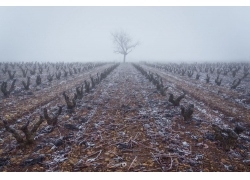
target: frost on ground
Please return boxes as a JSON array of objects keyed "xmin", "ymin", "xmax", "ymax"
[{"xmin": 0, "ymin": 62, "xmax": 250, "ymax": 172}]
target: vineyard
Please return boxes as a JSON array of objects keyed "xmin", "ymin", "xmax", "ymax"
[{"xmin": 0, "ymin": 61, "xmax": 250, "ymax": 172}]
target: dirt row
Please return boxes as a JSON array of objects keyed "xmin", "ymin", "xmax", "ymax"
[
  {"xmin": 142, "ymin": 64, "xmax": 250, "ymax": 126},
  {"xmin": 0, "ymin": 64, "xmax": 112, "ymax": 128},
  {"xmin": 0, "ymin": 63, "xmax": 250, "ymax": 171},
  {"xmin": 153, "ymin": 63, "xmax": 250, "ymax": 98}
]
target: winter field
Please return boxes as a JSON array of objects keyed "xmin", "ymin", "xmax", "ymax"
[{"xmin": 0, "ymin": 61, "xmax": 250, "ymax": 172}]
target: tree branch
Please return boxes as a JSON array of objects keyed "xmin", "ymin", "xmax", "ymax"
[{"xmin": 111, "ymin": 30, "xmax": 139, "ymax": 57}]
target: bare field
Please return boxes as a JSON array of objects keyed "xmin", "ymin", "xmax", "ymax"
[{"xmin": 0, "ymin": 62, "xmax": 250, "ymax": 172}]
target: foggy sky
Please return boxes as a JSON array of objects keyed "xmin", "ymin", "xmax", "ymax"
[{"xmin": 0, "ymin": 6, "xmax": 250, "ymax": 63}]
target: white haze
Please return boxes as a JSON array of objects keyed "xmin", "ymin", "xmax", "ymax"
[{"xmin": 0, "ymin": 6, "xmax": 250, "ymax": 63}]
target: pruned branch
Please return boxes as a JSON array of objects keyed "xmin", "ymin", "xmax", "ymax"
[
  {"xmin": 22, "ymin": 76, "xmax": 31, "ymax": 90},
  {"xmin": 43, "ymin": 106, "xmax": 62, "ymax": 126},
  {"xmin": 3, "ymin": 116, "xmax": 45, "ymax": 148},
  {"xmin": 63, "ymin": 91, "xmax": 76, "ymax": 109},
  {"xmin": 212, "ymin": 124, "xmax": 238, "ymax": 151},
  {"xmin": 1, "ymin": 79, "xmax": 16, "ymax": 98},
  {"xmin": 3, "ymin": 120, "xmax": 24, "ymax": 144},
  {"xmin": 36, "ymin": 75, "xmax": 42, "ymax": 85},
  {"xmin": 75, "ymin": 85, "xmax": 84, "ymax": 99},
  {"xmin": 181, "ymin": 104, "xmax": 194, "ymax": 121},
  {"xmin": 231, "ymin": 78, "xmax": 241, "ymax": 89},
  {"xmin": 168, "ymin": 92, "xmax": 186, "ymax": 106}
]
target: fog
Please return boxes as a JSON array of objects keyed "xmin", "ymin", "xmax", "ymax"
[{"xmin": 0, "ymin": 6, "xmax": 250, "ymax": 63}]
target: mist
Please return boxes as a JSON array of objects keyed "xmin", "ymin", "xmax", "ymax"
[{"xmin": 0, "ymin": 6, "xmax": 250, "ymax": 63}]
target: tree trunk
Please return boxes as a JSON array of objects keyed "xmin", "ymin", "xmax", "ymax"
[{"xmin": 123, "ymin": 54, "xmax": 126, "ymax": 63}]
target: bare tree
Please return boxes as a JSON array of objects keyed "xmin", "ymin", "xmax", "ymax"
[{"xmin": 111, "ymin": 30, "xmax": 139, "ymax": 63}]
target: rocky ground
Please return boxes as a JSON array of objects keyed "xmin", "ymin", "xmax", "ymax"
[{"xmin": 0, "ymin": 63, "xmax": 250, "ymax": 172}]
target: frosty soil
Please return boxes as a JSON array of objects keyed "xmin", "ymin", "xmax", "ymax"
[{"xmin": 0, "ymin": 63, "xmax": 250, "ymax": 172}]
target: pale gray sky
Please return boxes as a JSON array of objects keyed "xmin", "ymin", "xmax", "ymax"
[{"xmin": 0, "ymin": 6, "xmax": 250, "ymax": 62}]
